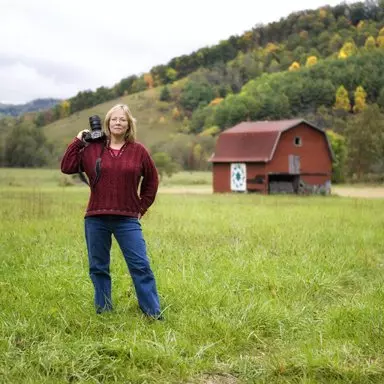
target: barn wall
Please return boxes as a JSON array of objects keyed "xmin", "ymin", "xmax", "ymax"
[
  {"xmin": 301, "ymin": 175, "xmax": 329, "ymax": 184},
  {"xmin": 212, "ymin": 122, "xmax": 333, "ymax": 194},
  {"xmin": 212, "ymin": 163, "xmax": 230, "ymax": 192},
  {"xmin": 267, "ymin": 124, "xmax": 332, "ymax": 175},
  {"xmin": 246, "ymin": 163, "xmax": 267, "ymax": 193}
]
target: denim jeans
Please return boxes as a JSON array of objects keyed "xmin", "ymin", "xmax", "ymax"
[{"xmin": 84, "ymin": 215, "xmax": 161, "ymax": 316}]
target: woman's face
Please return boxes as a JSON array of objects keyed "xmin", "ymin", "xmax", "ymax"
[{"xmin": 109, "ymin": 109, "xmax": 129, "ymax": 139}]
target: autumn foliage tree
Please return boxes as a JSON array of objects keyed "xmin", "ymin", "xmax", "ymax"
[
  {"xmin": 144, "ymin": 73, "xmax": 154, "ymax": 89},
  {"xmin": 353, "ymin": 86, "xmax": 367, "ymax": 113},
  {"xmin": 305, "ymin": 56, "xmax": 318, "ymax": 67},
  {"xmin": 289, "ymin": 61, "xmax": 300, "ymax": 71},
  {"xmin": 338, "ymin": 41, "xmax": 357, "ymax": 59},
  {"xmin": 364, "ymin": 36, "xmax": 376, "ymax": 50},
  {"xmin": 333, "ymin": 85, "xmax": 350, "ymax": 113}
]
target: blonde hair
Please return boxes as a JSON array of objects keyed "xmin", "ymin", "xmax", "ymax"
[{"xmin": 104, "ymin": 104, "xmax": 137, "ymax": 142}]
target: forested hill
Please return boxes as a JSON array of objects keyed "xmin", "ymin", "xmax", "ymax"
[
  {"xmin": 9, "ymin": 0, "xmax": 384, "ymax": 125},
  {"xmin": 1, "ymin": 0, "xmax": 384, "ymax": 183}
]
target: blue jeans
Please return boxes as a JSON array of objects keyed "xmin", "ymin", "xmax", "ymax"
[{"xmin": 84, "ymin": 215, "xmax": 161, "ymax": 316}]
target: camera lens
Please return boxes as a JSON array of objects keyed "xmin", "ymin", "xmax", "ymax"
[{"xmin": 89, "ymin": 115, "xmax": 102, "ymax": 131}]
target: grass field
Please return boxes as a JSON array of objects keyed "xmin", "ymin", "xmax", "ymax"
[{"xmin": 1, "ymin": 168, "xmax": 384, "ymax": 383}]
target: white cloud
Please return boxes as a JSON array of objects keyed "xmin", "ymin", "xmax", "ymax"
[
  {"xmin": 1, "ymin": 0, "xmax": 346, "ymax": 104},
  {"xmin": 0, "ymin": 61, "xmax": 84, "ymax": 103}
]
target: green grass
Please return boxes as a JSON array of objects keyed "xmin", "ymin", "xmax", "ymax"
[
  {"xmin": 1, "ymin": 169, "xmax": 384, "ymax": 383},
  {"xmin": 0, "ymin": 168, "xmax": 212, "ymax": 191},
  {"xmin": 161, "ymin": 171, "xmax": 212, "ymax": 186},
  {"xmin": 0, "ymin": 168, "xmax": 65, "ymax": 188}
]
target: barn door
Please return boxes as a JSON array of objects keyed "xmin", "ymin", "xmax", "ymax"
[
  {"xmin": 230, "ymin": 163, "xmax": 246, "ymax": 191},
  {"xmin": 289, "ymin": 155, "xmax": 300, "ymax": 174}
]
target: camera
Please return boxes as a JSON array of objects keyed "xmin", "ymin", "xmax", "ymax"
[{"xmin": 82, "ymin": 115, "xmax": 106, "ymax": 143}]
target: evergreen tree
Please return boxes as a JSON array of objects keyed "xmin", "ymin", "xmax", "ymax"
[{"xmin": 159, "ymin": 86, "xmax": 171, "ymax": 102}]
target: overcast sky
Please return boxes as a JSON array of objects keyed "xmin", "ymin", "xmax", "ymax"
[{"xmin": 1, "ymin": 0, "xmax": 345, "ymax": 104}]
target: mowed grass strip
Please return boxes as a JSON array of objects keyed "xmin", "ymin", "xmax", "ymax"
[{"xmin": 1, "ymin": 183, "xmax": 384, "ymax": 383}]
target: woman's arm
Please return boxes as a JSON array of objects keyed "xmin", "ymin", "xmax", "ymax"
[
  {"xmin": 139, "ymin": 150, "xmax": 159, "ymax": 216},
  {"xmin": 60, "ymin": 137, "xmax": 86, "ymax": 174}
]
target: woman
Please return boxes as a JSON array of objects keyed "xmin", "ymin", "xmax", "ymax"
[{"xmin": 61, "ymin": 104, "xmax": 162, "ymax": 319}]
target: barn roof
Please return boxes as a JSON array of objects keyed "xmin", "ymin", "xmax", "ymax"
[{"xmin": 209, "ymin": 119, "xmax": 333, "ymax": 162}]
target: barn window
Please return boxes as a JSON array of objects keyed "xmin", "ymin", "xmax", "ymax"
[{"xmin": 294, "ymin": 136, "xmax": 302, "ymax": 146}]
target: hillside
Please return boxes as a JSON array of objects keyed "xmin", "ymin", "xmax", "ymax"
[
  {"xmin": 43, "ymin": 87, "xmax": 186, "ymax": 157},
  {"xmin": 2, "ymin": 0, "xmax": 384, "ymax": 181}
]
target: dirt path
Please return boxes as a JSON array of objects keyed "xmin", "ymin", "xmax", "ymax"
[
  {"xmin": 332, "ymin": 186, "xmax": 384, "ymax": 198},
  {"xmin": 159, "ymin": 185, "xmax": 384, "ymax": 198}
]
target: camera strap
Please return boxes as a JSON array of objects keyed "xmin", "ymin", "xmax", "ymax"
[
  {"xmin": 78, "ymin": 143, "xmax": 106, "ymax": 188},
  {"xmin": 93, "ymin": 145, "xmax": 106, "ymax": 187},
  {"xmin": 78, "ymin": 170, "xmax": 89, "ymax": 186}
]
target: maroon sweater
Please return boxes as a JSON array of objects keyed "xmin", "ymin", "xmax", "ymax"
[{"xmin": 61, "ymin": 138, "xmax": 159, "ymax": 218}]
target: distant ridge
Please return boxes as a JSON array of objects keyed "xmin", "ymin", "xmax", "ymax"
[{"xmin": 0, "ymin": 98, "xmax": 61, "ymax": 117}]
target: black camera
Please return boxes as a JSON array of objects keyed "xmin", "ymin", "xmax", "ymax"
[{"xmin": 82, "ymin": 115, "xmax": 106, "ymax": 143}]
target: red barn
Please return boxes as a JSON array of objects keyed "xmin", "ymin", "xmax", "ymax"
[{"xmin": 209, "ymin": 119, "xmax": 333, "ymax": 194}]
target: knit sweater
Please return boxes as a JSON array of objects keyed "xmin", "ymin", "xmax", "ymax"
[{"xmin": 61, "ymin": 138, "xmax": 159, "ymax": 218}]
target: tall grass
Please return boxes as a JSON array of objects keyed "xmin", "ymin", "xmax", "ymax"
[{"xmin": 1, "ymin": 171, "xmax": 384, "ymax": 383}]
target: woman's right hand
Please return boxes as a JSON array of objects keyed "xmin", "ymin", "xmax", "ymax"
[{"xmin": 77, "ymin": 129, "xmax": 90, "ymax": 140}]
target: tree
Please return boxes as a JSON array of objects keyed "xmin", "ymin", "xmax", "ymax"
[
  {"xmin": 377, "ymin": 87, "xmax": 384, "ymax": 110},
  {"xmin": 166, "ymin": 68, "xmax": 178, "ymax": 82},
  {"xmin": 345, "ymin": 104, "xmax": 384, "ymax": 179},
  {"xmin": 34, "ymin": 112, "xmax": 45, "ymax": 127},
  {"xmin": 190, "ymin": 106, "xmax": 212, "ymax": 133},
  {"xmin": 289, "ymin": 61, "xmax": 300, "ymax": 71},
  {"xmin": 353, "ymin": 86, "xmax": 367, "ymax": 113},
  {"xmin": 333, "ymin": 85, "xmax": 350, "ymax": 113},
  {"xmin": 305, "ymin": 56, "xmax": 318, "ymax": 67},
  {"xmin": 326, "ymin": 130, "xmax": 347, "ymax": 183},
  {"xmin": 159, "ymin": 86, "xmax": 171, "ymax": 102},
  {"xmin": 199, "ymin": 126, "xmax": 220, "ymax": 137},
  {"xmin": 114, "ymin": 75, "xmax": 137, "ymax": 96},
  {"xmin": 179, "ymin": 80, "xmax": 215, "ymax": 112},
  {"xmin": 268, "ymin": 59, "xmax": 280, "ymax": 73},
  {"xmin": 131, "ymin": 77, "xmax": 147, "ymax": 93},
  {"xmin": 59, "ymin": 100, "xmax": 71, "ymax": 118},
  {"xmin": 338, "ymin": 41, "xmax": 357, "ymax": 59},
  {"xmin": 143, "ymin": 73, "xmax": 154, "ymax": 89},
  {"xmin": 192, "ymin": 143, "xmax": 203, "ymax": 170},
  {"xmin": 364, "ymin": 36, "xmax": 376, "ymax": 50},
  {"xmin": 377, "ymin": 35, "xmax": 384, "ymax": 48},
  {"xmin": 4, "ymin": 122, "xmax": 54, "ymax": 167},
  {"xmin": 152, "ymin": 152, "xmax": 179, "ymax": 179},
  {"xmin": 329, "ymin": 33, "xmax": 343, "ymax": 54}
]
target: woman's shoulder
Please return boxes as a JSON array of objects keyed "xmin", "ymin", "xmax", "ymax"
[
  {"xmin": 131, "ymin": 141, "xmax": 150, "ymax": 153},
  {"xmin": 83, "ymin": 140, "xmax": 105, "ymax": 153}
]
